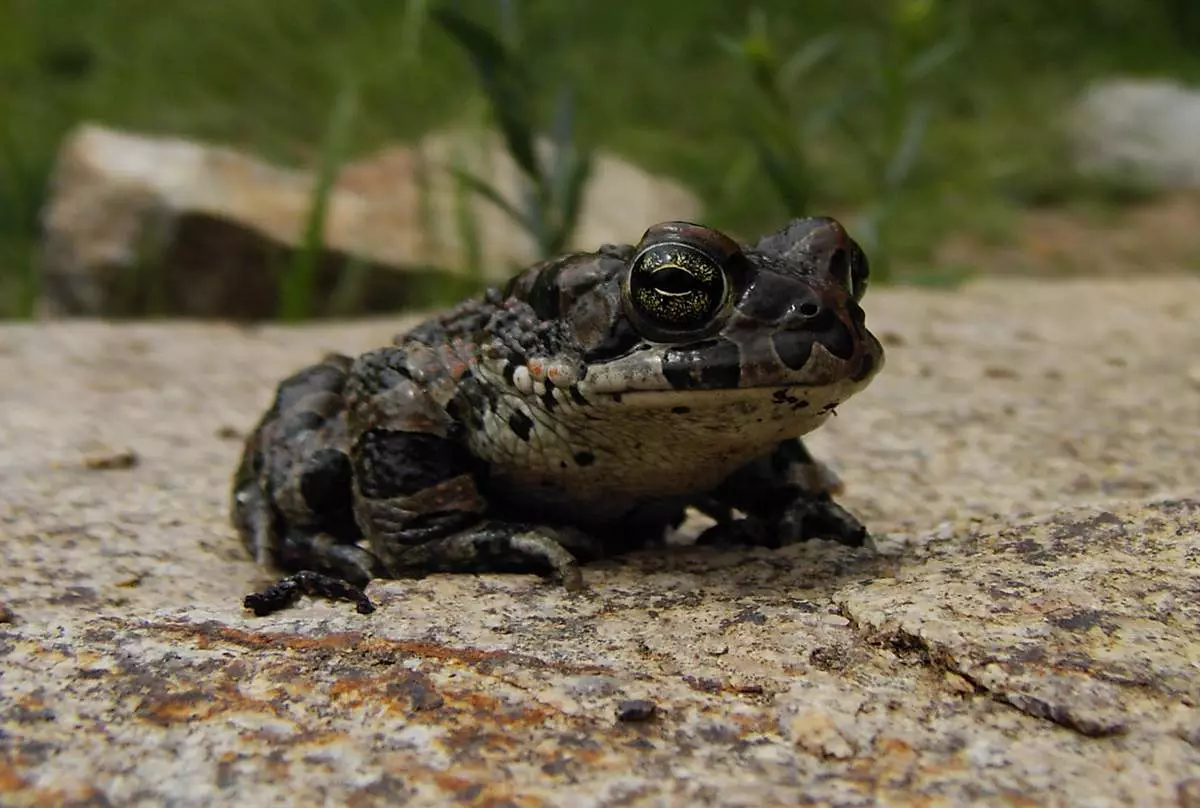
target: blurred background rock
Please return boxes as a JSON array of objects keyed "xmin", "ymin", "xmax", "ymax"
[{"xmin": 3, "ymin": 0, "xmax": 1199, "ymax": 319}]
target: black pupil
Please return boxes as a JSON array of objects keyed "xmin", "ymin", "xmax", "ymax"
[{"xmin": 652, "ymin": 266, "xmax": 696, "ymax": 295}]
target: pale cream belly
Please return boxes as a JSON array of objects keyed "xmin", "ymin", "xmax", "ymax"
[{"xmin": 466, "ymin": 383, "xmax": 849, "ymax": 522}]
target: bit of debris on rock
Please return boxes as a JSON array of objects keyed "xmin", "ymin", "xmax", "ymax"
[
  {"xmin": 0, "ymin": 601, "xmax": 15, "ymax": 624},
  {"xmin": 83, "ymin": 448, "xmax": 140, "ymax": 470},
  {"xmin": 1177, "ymin": 778, "xmax": 1200, "ymax": 808},
  {"xmin": 615, "ymin": 699, "xmax": 658, "ymax": 722}
]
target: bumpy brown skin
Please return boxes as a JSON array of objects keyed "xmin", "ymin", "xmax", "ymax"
[{"xmin": 233, "ymin": 218, "xmax": 885, "ymax": 615}]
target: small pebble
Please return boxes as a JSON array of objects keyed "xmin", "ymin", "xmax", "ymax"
[
  {"xmin": 1177, "ymin": 778, "xmax": 1200, "ymax": 808},
  {"xmin": 1187, "ymin": 365, "xmax": 1200, "ymax": 392},
  {"xmin": 615, "ymin": 699, "xmax": 657, "ymax": 722},
  {"xmin": 83, "ymin": 448, "xmax": 140, "ymax": 471},
  {"xmin": 983, "ymin": 365, "xmax": 1019, "ymax": 379}
]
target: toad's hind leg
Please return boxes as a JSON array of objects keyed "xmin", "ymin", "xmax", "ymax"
[
  {"xmin": 233, "ymin": 354, "xmax": 385, "ymax": 611},
  {"xmin": 384, "ymin": 522, "xmax": 585, "ymax": 591},
  {"xmin": 344, "ymin": 347, "xmax": 592, "ymax": 592},
  {"xmin": 347, "ymin": 401, "xmax": 588, "ymax": 591}
]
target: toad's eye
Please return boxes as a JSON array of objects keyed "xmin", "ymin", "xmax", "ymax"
[{"xmin": 627, "ymin": 243, "xmax": 729, "ymax": 334}]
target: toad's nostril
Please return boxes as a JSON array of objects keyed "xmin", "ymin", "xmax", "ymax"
[{"xmin": 785, "ymin": 293, "xmax": 827, "ymax": 326}]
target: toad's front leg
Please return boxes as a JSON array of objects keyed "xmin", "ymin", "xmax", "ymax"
[{"xmin": 695, "ymin": 437, "xmax": 869, "ymax": 549}]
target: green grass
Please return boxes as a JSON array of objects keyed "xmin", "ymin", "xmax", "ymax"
[{"xmin": 3, "ymin": 0, "xmax": 1200, "ymax": 318}]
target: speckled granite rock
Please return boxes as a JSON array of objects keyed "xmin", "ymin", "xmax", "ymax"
[{"xmin": 2, "ymin": 278, "xmax": 1198, "ymax": 806}]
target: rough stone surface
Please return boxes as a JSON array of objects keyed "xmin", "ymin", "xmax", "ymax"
[
  {"xmin": 37, "ymin": 124, "xmax": 702, "ymax": 319},
  {"xmin": 2, "ymin": 277, "xmax": 1199, "ymax": 806}
]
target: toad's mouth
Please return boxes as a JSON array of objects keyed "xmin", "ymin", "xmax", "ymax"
[
  {"xmin": 579, "ymin": 338, "xmax": 880, "ymax": 396},
  {"xmin": 573, "ymin": 381, "xmax": 854, "ymax": 417}
]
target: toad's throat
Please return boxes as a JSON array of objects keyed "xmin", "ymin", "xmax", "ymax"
[{"xmin": 466, "ymin": 382, "xmax": 849, "ymax": 522}]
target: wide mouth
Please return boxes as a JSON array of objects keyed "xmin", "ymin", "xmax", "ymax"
[{"xmin": 578, "ymin": 338, "xmax": 877, "ymax": 397}]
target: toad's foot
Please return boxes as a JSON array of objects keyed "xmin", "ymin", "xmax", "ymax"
[{"xmin": 696, "ymin": 491, "xmax": 869, "ymax": 550}]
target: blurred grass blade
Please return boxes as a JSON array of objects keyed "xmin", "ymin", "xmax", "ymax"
[
  {"xmin": 449, "ymin": 145, "xmax": 486, "ymax": 280},
  {"xmin": 548, "ymin": 147, "xmax": 592, "ymax": 255},
  {"xmin": 548, "ymin": 86, "xmax": 593, "ymax": 221},
  {"xmin": 780, "ymin": 32, "xmax": 841, "ymax": 86},
  {"xmin": 433, "ymin": 6, "xmax": 540, "ymax": 181},
  {"xmin": 280, "ymin": 77, "xmax": 360, "ymax": 321},
  {"xmin": 548, "ymin": 84, "xmax": 576, "ymax": 193},
  {"xmin": 751, "ymin": 134, "xmax": 810, "ymax": 214},
  {"xmin": 520, "ymin": 179, "xmax": 547, "ymax": 253},
  {"xmin": 905, "ymin": 34, "xmax": 964, "ymax": 81},
  {"xmin": 0, "ymin": 127, "xmax": 41, "ymax": 317},
  {"xmin": 497, "ymin": 0, "xmax": 521, "ymax": 48},
  {"xmin": 400, "ymin": 0, "xmax": 430, "ymax": 62},
  {"xmin": 329, "ymin": 252, "xmax": 370, "ymax": 316},
  {"xmin": 885, "ymin": 101, "xmax": 929, "ymax": 189},
  {"xmin": 448, "ymin": 165, "xmax": 537, "ymax": 233}
]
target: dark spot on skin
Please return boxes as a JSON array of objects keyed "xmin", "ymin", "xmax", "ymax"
[
  {"xmin": 300, "ymin": 449, "xmax": 353, "ymax": 513},
  {"xmin": 573, "ymin": 451, "xmax": 596, "ymax": 467},
  {"xmin": 481, "ymin": 381, "xmax": 500, "ymax": 413},
  {"xmin": 852, "ymin": 351, "xmax": 876, "ymax": 382},
  {"xmin": 771, "ymin": 331, "xmax": 814, "ymax": 371},
  {"xmin": 771, "ymin": 389, "xmax": 808, "ymax": 410},
  {"xmin": 541, "ymin": 386, "xmax": 558, "ymax": 411},
  {"xmin": 671, "ymin": 406, "xmax": 690, "ymax": 414},
  {"xmin": 582, "ymin": 313, "xmax": 644, "ymax": 363},
  {"xmin": 277, "ymin": 408, "xmax": 326, "ymax": 438},
  {"xmin": 559, "ymin": 461, "xmax": 568, "ymax": 469},
  {"xmin": 508, "ymin": 410, "xmax": 534, "ymax": 442},
  {"xmin": 348, "ymin": 348, "xmax": 411, "ymax": 398},
  {"xmin": 354, "ymin": 429, "xmax": 471, "ymax": 499},
  {"xmin": 520, "ymin": 261, "xmax": 566, "ymax": 320},
  {"xmin": 737, "ymin": 271, "xmax": 797, "ymax": 321},
  {"xmin": 820, "ymin": 402, "xmax": 838, "ymax": 413},
  {"xmin": 610, "ymin": 393, "xmax": 623, "ymax": 403},
  {"xmin": 271, "ymin": 361, "xmax": 348, "ymax": 415},
  {"xmin": 819, "ymin": 318, "xmax": 856, "ymax": 360},
  {"xmin": 662, "ymin": 338, "xmax": 741, "ymax": 389},
  {"xmin": 569, "ymin": 385, "xmax": 589, "ymax": 406}
]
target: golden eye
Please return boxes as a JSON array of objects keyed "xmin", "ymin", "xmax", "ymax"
[{"xmin": 627, "ymin": 243, "xmax": 728, "ymax": 333}]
